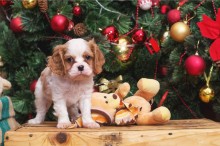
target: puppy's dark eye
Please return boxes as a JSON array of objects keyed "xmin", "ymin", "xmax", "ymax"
[
  {"xmin": 85, "ymin": 55, "xmax": 92, "ymax": 60},
  {"xmin": 66, "ymin": 57, "xmax": 74, "ymax": 63}
]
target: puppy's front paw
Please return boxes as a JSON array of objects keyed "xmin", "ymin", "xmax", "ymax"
[
  {"xmin": 28, "ymin": 118, "xmax": 43, "ymax": 124},
  {"xmin": 83, "ymin": 121, "xmax": 100, "ymax": 128},
  {"xmin": 57, "ymin": 121, "xmax": 72, "ymax": 129}
]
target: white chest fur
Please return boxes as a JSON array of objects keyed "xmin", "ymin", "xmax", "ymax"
[{"xmin": 44, "ymin": 75, "xmax": 94, "ymax": 107}]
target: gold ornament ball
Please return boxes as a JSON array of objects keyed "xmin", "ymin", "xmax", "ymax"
[
  {"xmin": 22, "ymin": 0, "xmax": 38, "ymax": 9},
  {"xmin": 170, "ymin": 22, "xmax": 190, "ymax": 42},
  {"xmin": 115, "ymin": 37, "xmax": 133, "ymax": 62},
  {"xmin": 199, "ymin": 85, "xmax": 215, "ymax": 103}
]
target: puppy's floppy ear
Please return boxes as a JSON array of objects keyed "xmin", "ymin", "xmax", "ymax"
[
  {"xmin": 89, "ymin": 39, "xmax": 105, "ymax": 74},
  {"xmin": 47, "ymin": 44, "xmax": 67, "ymax": 76}
]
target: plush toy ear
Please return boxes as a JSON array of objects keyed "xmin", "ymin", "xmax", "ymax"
[
  {"xmin": 134, "ymin": 78, "xmax": 160, "ymax": 101},
  {"xmin": 88, "ymin": 39, "xmax": 105, "ymax": 75},
  {"xmin": 114, "ymin": 82, "xmax": 130, "ymax": 99},
  {"xmin": 47, "ymin": 44, "xmax": 67, "ymax": 76}
]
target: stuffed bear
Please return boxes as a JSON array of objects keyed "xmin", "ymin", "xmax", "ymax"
[
  {"xmin": 73, "ymin": 82, "xmax": 130, "ymax": 127},
  {"xmin": 72, "ymin": 78, "xmax": 171, "ymax": 128},
  {"xmin": 115, "ymin": 78, "xmax": 171, "ymax": 125}
]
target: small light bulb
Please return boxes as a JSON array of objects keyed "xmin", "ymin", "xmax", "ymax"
[{"xmin": 118, "ymin": 38, "xmax": 128, "ymax": 52}]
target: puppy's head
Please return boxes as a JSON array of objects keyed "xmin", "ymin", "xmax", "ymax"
[{"xmin": 47, "ymin": 38, "xmax": 105, "ymax": 80}]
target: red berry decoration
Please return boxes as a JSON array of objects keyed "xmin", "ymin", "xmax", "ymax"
[
  {"xmin": 160, "ymin": 4, "xmax": 171, "ymax": 14},
  {"xmin": 50, "ymin": 14, "xmax": 69, "ymax": 32},
  {"xmin": 132, "ymin": 29, "xmax": 147, "ymax": 44},
  {"xmin": 102, "ymin": 25, "xmax": 119, "ymax": 42},
  {"xmin": 10, "ymin": 17, "xmax": 23, "ymax": 33},
  {"xmin": 72, "ymin": 5, "xmax": 82, "ymax": 17},
  {"xmin": 30, "ymin": 80, "xmax": 38, "ymax": 93},
  {"xmin": 167, "ymin": 9, "xmax": 181, "ymax": 24},
  {"xmin": 184, "ymin": 55, "xmax": 206, "ymax": 76}
]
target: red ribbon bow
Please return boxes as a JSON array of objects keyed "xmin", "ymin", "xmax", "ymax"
[{"xmin": 197, "ymin": 8, "xmax": 220, "ymax": 61}]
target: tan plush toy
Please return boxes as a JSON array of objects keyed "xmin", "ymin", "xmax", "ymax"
[
  {"xmin": 0, "ymin": 76, "xmax": 12, "ymax": 95},
  {"xmin": 122, "ymin": 78, "xmax": 171, "ymax": 125},
  {"xmin": 73, "ymin": 78, "xmax": 170, "ymax": 128},
  {"xmin": 73, "ymin": 82, "xmax": 130, "ymax": 127}
]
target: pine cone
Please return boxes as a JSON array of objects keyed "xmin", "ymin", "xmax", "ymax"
[
  {"xmin": 38, "ymin": 0, "xmax": 48, "ymax": 13},
  {"xmin": 73, "ymin": 23, "xmax": 87, "ymax": 37}
]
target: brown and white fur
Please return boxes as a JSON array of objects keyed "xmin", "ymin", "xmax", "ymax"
[{"xmin": 28, "ymin": 38, "xmax": 105, "ymax": 128}]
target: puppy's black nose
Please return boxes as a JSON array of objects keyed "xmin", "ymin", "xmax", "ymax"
[{"xmin": 78, "ymin": 65, "xmax": 84, "ymax": 71}]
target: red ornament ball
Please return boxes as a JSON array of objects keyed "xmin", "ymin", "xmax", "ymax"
[
  {"xmin": 50, "ymin": 14, "xmax": 69, "ymax": 32},
  {"xmin": 159, "ymin": 66, "xmax": 168, "ymax": 77},
  {"xmin": 67, "ymin": 21, "xmax": 74, "ymax": 31},
  {"xmin": 160, "ymin": 4, "xmax": 171, "ymax": 14},
  {"xmin": 72, "ymin": 5, "xmax": 82, "ymax": 17},
  {"xmin": 10, "ymin": 17, "xmax": 23, "ymax": 33},
  {"xmin": 0, "ymin": 0, "xmax": 11, "ymax": 6},
  {"xmin": 167, "ymin": 9, "xmax": 181, "ymax": 24},
  {"xmin": 102, "ymin": 25, "xmax": 119, "ymax": 42},
  {"xmin": 152, "ymin": 0, "xmax": 160, "ymax": 6},
  {"xmin": 184, "ymin": 55, "xmax": 206, "ymax": 76},
  {"xmin": 132, "ymin": 29, "xmax": 147, "ymax": 44},
  {"xmin": 30, "ymin": 80, "xmax": 38, "ymax": 93}
]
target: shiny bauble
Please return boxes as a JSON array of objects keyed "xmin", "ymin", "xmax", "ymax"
[
  {"xmin": 151, "ymin": 0, "xmax": 160, "ymax": 6},
  {"xmin": 10, "ymin": 17, "xmax": 23, "ymax": 33},
  {"xmin": 50, "ymin": 14, "xmax": 69, "ymax": 33},
  {"xmin": 139, "ymin": 0, "xmax": 152, "ymax": 10},
  {"xmin": 170, "ymin": 22, "xmax": 190, "ymax": 42},
  {"xmin": 72, "ymin": 5, "xmax": 82, "ymax": 17},
  {"xmin": 0, "ymin": 0, "xmax": 12, "ymax": 6},
  {"xmin": 161, "ymin": 30, "xmax": 170, "ymax": 43},
  {"xmin": 67, "ymin": 21, "xmax": 74, "ymax": 31},
  {"xmin": 160, "ymin": 4, "xmax": 171, "ymax": 14},
  {"xmin": 22, "ymin": 0, "xmax": 38, "ymax": 9},
  {"xmin": 132, "ymin": 29, "xmax": 147, "ymax": 44},
  {"xmin": 159, "ymin": 65, "xmax": 168, "ymax": 77},
  {"xmin": 199, "ymin": 85, "xmax": 214, "ymax": 103},
  {"xmin": 184, "ymin": 55, "xmax": 206, "ymax": 76},
  {"xmin": 30, "ymin": 80, "xmax": 38, "ymax": 93},
  {"xmin": 167, "ymin": 9, "xmax": 181, "ymax": 24},
  {"xmin": 102, "ymin": 25, "xmax": 119, "ymax": 42}
]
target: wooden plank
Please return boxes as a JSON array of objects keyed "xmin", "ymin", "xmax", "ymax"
[
  {"xmin": 4, "ymin": 119, "xmax": 220, "ymax": 146},
  {"xmin": 18, "ymin": 118, "xmax": 220, "ymax": 132}
]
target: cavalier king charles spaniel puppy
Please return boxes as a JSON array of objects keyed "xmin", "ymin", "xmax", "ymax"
[{"xmin": 28, "ymin": 38, "xmax": 105, "ymax": 128}]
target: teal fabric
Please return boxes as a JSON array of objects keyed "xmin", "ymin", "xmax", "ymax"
[
  {"xmin": 0, "ymin": 119, "xmax": 10, "ymax": 146},
  {"xmin": 0, "ymin": 96, "xmax": 14, "ymax": 146},
  {"xmin": 1, "ymin": 97, "xmax": 10, "ymax": 120}
]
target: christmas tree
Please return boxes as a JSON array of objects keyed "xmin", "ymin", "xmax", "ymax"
[{"xmin": 0, "ymin": 0, "xmax": 220, "ymax": 123}]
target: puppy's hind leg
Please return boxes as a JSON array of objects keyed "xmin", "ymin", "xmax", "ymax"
[
  {"xmin": 29, "ymin": 98, "xmax": 52, "ymax": 124},
  {"xmin": 28, "ymin": 82, "xmax": 52, "ymax": 124}
]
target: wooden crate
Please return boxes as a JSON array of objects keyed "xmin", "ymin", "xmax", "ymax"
[{"xmin": 4, "ymin": 119, "xmax": 220, "ymax": 146}]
